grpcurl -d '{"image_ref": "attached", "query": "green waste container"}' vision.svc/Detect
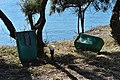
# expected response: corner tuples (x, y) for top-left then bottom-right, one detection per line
(74, 33), (104, 52)
(16, 31), (37, 62)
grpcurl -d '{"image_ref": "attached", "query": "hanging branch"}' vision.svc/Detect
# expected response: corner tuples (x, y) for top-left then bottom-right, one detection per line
(58, 0), (78, 8)
(0, 10), (16, 39)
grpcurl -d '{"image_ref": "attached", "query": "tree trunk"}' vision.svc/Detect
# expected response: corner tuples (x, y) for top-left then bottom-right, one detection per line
(81, 11), (85, 33)
(78, 6), (85, 33)
(78, 6), (80, 34)
(36, 14), (46, 58)
(35, 0), (48, 58)
(28, 13), (34, 30)
(78, 6), (85, 34)
(110, 0), (120, 44)
(78, 13), (80, 34)
(0, 10), (16, 39)
(23, 0), (48, 58)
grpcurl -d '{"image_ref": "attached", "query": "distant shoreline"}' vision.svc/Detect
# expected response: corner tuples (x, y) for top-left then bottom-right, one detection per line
(85, 25), (110, 33)
(0, 25), (110, 46)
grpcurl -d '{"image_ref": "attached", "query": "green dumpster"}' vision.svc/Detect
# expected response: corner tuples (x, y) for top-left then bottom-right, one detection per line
(16, 31), (37, 62)
(74, 33), (104, 52)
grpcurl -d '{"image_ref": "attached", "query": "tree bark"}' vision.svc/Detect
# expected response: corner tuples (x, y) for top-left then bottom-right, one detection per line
(35, 0), (48, 58)
(0, 10), (16, 39)
(28, 13), (34, 30)
(110, 0), (120, 44)
(81, 11), (85, 33)
(36, 13), (46, 57)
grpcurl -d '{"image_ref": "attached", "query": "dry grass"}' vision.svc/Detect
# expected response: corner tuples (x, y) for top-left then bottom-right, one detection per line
(1, 25), (120, 80)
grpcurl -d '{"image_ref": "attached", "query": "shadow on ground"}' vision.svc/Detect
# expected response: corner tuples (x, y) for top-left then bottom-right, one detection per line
(0, 47), (32, 80)
(47, 51), (120, 80)
(0, 59), (32, 80)
(77, 51), (120, 79)
(1, 46), (120, 80)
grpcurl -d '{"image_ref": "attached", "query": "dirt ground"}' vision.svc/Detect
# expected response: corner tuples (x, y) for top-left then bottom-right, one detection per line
(0, 25), (120, 80)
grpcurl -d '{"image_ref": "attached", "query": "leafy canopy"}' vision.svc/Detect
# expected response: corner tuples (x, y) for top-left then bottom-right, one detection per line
(19, 0), (43, 15)
(50, 0), (113, 15)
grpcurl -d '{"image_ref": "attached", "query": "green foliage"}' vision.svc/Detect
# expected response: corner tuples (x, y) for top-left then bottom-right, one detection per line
(92, 0), (112, 12)
(49, 0), (57, 15)
(19, 0), (42, 15)
(50, 0), (113, 15)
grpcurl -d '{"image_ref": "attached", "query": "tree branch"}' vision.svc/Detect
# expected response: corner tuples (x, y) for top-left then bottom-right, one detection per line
(0, 10), (16, 39)
(58, 0), (91, 10)
(83, 2), (91, 12)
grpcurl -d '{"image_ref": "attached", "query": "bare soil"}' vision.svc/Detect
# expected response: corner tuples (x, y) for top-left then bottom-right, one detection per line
(0, 25), (120, 80)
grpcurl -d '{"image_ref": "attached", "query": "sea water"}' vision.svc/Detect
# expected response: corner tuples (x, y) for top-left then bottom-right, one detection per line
(0, 0), (112, 46)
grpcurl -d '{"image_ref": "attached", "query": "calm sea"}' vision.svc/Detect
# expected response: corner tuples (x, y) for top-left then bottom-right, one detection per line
(0, 0), (112, 46)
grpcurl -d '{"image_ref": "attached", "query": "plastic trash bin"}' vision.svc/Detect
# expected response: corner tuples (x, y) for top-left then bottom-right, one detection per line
(16, 31), (37, 62)
(74, 33), (104, 52)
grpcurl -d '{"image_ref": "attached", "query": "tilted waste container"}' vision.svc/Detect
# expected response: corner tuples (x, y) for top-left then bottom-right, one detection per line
(74, 33), (104, 52)
(16, 31), (37, 62)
